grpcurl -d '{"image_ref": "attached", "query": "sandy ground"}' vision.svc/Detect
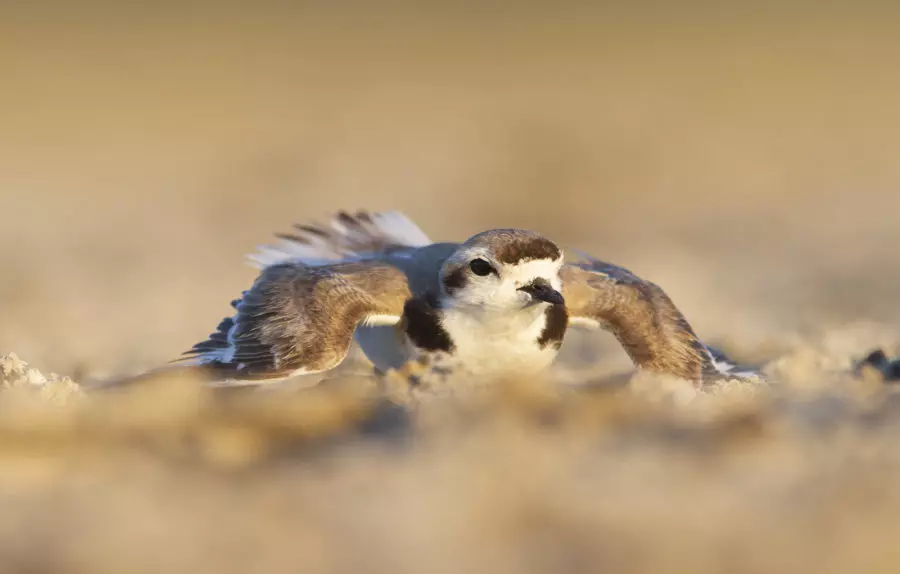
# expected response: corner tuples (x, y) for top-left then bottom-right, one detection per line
(2, 1), (900, 572)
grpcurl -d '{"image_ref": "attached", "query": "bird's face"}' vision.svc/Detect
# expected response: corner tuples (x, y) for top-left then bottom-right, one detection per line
(440, 232), (565, 312)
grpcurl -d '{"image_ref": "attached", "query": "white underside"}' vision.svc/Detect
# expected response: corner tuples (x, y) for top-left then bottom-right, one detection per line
(354, 324), (411, 371)
(352, 305), (560, 378)
(567, 316), (602, 330)
(436, 303), (559, 377)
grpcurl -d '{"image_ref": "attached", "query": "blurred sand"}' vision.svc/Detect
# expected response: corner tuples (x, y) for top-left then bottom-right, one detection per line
(2, 1), (900, 571)
(3, 349), (900, 574)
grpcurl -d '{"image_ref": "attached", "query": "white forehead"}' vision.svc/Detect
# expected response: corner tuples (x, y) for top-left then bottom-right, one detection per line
(447, 244), (563, 280)
(499, 257), (564, 286)
(454, 245), (563, 280)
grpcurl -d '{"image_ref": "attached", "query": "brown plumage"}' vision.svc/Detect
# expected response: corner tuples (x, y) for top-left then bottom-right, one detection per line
(180, 212), (568, 382)
(215, 262), (411, 379)
(562, 258), (718, 385)
(464, 229), (562, 265)
(183, 243), (457, 379)
(181, 209), (751, 387)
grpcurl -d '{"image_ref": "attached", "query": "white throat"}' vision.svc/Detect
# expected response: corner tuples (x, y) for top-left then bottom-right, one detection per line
(436, 298), (558, 376)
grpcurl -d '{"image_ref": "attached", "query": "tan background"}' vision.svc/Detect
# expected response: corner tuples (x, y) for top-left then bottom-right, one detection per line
(4, 4), (900, 573)
(2, 0), (900, 378)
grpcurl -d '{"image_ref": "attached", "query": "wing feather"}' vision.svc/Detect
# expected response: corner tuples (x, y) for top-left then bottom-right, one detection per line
(178, 260), (412, 381)
(247, 209), (432, 268)
(561, 251), (760, 383)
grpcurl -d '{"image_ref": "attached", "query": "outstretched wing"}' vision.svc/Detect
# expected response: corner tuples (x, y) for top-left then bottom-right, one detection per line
(247, 210), (433, 268)
(560, 251), (758, 383)
(178, 260), (413, 381)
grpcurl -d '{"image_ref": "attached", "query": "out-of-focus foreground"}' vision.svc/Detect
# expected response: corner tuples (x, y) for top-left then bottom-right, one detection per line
(3, 350), (900, 574)
(3, 1), (900, 572)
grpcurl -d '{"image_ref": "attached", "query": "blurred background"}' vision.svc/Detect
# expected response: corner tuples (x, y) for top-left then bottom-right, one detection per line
(2, 0), (900, 378)
(5, 4), (900, 573)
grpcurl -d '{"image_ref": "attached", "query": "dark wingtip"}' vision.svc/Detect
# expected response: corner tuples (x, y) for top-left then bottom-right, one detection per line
(274, 232), (309, 244)
(291, 224), (329, 238)
(336, 211), (357, 226)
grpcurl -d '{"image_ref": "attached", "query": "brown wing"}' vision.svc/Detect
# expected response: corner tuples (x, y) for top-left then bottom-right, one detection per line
(179, 260), (415, 381)
(561, 254), (714, 382)
(180, 205), (461, 383)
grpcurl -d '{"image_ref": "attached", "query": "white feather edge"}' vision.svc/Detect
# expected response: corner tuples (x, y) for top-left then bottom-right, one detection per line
(246, 210), (432, 269)
(705, 348), (762, 379)
(182, 309), (401, 366)
(369, 210), (432, 246)
(360, 314), (403, 327)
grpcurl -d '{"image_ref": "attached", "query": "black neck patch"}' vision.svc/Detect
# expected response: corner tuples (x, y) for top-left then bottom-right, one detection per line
(537, 304), (568, 349)
(441, 267), (468, 295)
(403, 296), (455, 353)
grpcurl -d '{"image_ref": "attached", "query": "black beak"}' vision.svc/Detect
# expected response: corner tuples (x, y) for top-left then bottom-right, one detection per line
(518, 278), (565, 305)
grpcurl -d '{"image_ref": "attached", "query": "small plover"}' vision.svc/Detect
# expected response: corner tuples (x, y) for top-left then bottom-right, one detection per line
(179, 210), (760, 388)
(180, 211), (568, 384)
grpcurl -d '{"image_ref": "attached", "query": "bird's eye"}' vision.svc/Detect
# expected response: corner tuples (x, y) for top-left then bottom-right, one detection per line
(468, 258), (494, 276)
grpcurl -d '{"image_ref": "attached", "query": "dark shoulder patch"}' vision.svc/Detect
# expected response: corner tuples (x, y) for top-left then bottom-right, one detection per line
(403, 296), (455, 353)
(496, 237), (561, 265)
(537, 304), (568, 349)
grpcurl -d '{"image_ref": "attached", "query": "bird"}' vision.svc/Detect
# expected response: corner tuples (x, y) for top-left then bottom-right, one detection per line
(177, 209), (762, 389)
(180, 211), (567, 385)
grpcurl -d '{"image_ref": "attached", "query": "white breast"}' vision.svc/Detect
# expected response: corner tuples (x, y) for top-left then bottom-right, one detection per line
(353, 304), (560, 381)
(436, 304), (559, 377)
